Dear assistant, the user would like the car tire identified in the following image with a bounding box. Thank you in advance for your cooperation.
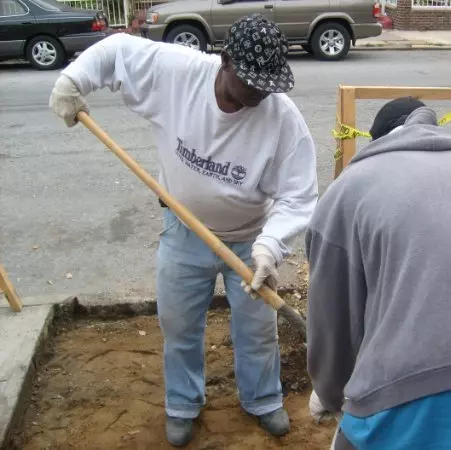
[26,35,65,70]
[301,44,313,54]
[166,25,208,52]
[310,22,351,61]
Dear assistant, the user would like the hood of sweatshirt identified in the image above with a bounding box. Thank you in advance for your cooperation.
[349,107,451,166]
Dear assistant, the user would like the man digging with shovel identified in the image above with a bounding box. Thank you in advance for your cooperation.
[49,14,318,447]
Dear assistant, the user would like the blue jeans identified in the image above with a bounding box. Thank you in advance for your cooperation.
[156,209,283,419]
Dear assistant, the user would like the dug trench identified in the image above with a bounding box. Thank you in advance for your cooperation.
[6,264,335,449]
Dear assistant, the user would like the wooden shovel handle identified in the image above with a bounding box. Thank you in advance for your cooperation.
[77,111,286,311]
[0,264,22,312]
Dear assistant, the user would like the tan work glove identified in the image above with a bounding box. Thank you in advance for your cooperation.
[309,390,337,424]
[310,390,344,449]
[49,74,89,127]
[241,244,278,300]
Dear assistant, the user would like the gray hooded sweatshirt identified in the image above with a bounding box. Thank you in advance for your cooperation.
[305,107,451,417]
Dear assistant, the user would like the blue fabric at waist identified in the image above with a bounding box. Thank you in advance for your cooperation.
[340,390,451,450]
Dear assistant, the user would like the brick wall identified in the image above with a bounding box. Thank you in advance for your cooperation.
[386,0,451,30]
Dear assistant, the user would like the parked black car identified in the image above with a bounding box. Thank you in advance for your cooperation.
[0,0,108,70]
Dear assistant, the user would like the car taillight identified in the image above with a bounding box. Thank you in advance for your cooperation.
[373,1,382,17]
[92,18,106,32]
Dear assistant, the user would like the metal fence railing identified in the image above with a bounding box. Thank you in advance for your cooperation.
[385,0,398,7]
[132,0,154,13]
[57,0,167,27]
[58,0,127,26]
[412,0,451,6]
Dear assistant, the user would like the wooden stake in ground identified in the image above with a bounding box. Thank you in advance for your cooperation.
[0,264,22,312]
[334,85,451,178]
[334,85,356,179]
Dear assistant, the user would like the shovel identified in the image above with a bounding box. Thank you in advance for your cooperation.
[77,111,307,338]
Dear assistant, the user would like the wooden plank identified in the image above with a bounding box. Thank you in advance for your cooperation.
[0,265,22,312]
[334,85,344,179]
[334,86,356,178]
[341,87,357,170]
[334,85,451,176]
[354,86,451,100]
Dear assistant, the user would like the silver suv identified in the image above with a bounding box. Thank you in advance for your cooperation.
[140,0,382,61]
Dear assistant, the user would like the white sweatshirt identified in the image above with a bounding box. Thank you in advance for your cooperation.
[62,33,318,264]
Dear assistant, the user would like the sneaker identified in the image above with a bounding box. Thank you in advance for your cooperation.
[258,407,290,436]
[166,415,194,447]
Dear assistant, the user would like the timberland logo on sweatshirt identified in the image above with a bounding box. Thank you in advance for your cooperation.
[176,138,247,186]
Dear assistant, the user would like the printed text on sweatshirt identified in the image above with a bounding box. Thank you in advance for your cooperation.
[62,33,318,263]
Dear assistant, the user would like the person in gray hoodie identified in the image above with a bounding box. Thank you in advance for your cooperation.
[305,97,451,450]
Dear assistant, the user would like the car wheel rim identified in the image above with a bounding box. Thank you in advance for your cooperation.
[32,41,57,66]
[319,30,345,56]
[173,32,200,50]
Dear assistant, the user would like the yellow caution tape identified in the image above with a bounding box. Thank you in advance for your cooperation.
[333,112,451,143]
[334,148,343,161]
[333,123,371,140]
[439,112,451,126]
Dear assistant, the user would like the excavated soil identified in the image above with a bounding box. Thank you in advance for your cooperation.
[10,263,336,449]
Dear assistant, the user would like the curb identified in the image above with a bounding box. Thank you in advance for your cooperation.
[1,285,299,309]
[353,44,451,51]
[0,305,55,450]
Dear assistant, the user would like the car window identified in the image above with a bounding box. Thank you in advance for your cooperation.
[29,0,63,11]
[0,0,28,16]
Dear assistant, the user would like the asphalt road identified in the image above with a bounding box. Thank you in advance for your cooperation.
[1,49,450,302]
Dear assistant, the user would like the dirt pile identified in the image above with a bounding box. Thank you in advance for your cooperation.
[10,262,336,449]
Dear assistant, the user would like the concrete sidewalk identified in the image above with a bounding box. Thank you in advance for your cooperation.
[355,29,451,49]
[0,304,54,449]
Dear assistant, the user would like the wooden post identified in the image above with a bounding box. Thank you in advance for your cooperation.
[334,85,344,178]
[354,86,451,101]
[333,85,451,177]
[334,86,356,179]
[0,264,22,312]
